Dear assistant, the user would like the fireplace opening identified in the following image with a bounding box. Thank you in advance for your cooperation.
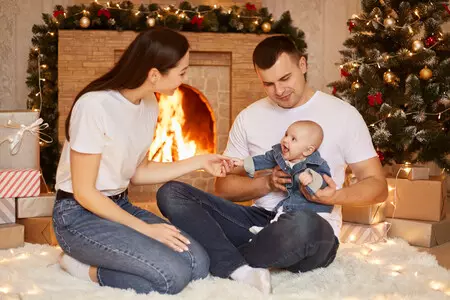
[149,84,216,162]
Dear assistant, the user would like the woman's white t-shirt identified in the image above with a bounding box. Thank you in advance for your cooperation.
[56,90,159,196]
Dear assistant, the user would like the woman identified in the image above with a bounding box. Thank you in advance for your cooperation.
[53,27,232,294]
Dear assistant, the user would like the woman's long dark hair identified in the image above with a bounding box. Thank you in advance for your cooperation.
[65,27,189,141]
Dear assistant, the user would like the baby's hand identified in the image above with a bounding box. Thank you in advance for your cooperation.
[299,172,313,186]
[232,158,244,167]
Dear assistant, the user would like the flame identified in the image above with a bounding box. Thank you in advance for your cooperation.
[149,88,197,162]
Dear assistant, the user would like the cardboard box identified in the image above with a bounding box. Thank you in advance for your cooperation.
[386,216,450,247]
[0,110,40,169]
[392,164,430,180]
[340,222,388,244]
[0,223,24,249]
[17,193,55,218]
[17,217,58,246]
[342,202,386,225]
[385,176,447,222]
[0,198,15,224]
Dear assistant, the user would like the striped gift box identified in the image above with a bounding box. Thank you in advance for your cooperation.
[0,169,40,198]
[0,198,15,224]
[340,222,388,244]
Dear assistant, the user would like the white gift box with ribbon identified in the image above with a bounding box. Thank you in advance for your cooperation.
[0,111,52,169]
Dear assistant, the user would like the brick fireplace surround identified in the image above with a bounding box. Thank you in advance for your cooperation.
[58,30,269,203]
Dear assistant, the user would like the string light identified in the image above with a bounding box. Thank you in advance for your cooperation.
[369,107,450,127]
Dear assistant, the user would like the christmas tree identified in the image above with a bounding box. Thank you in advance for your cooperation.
[329,0,450,171]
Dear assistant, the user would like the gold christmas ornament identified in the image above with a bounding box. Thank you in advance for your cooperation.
[419,66,433,80]
[383,70,398,85]
[383,17,395,28]
[412,40,424,52]
[351,81,362,92]
[147,17,156,27]
[80,16,91,28]
[261,22,272,33]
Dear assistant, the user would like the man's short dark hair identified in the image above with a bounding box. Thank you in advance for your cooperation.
[252,36,306,70]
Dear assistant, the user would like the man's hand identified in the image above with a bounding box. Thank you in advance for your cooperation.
[298,172,313,186]
[301,174,337,205]
[267,165,291,192]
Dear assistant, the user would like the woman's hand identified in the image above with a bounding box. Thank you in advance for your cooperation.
[140,223,190,252]
[196,154,235,177]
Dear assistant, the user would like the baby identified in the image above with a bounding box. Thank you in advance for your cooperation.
[233,120,333,234]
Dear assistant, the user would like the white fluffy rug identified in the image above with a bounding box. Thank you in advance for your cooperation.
[0,239,449,300]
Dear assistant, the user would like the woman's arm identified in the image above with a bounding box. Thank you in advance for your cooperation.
[70,149,190,252]
[131,153,233,185]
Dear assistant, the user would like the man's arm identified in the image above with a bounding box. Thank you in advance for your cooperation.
[302,157,388,206]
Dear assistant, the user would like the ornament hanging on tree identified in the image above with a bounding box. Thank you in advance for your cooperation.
[383,70,399,85]
[236,22,244,31]
[108,18,116,26]
[97,9,111,19]
[348,20,356,32]
[80,16,91,28]
[419,66,433,80]
[261,22,271,33]
[425,36,437,47]
[412,40,424,52]
[340,68,350,77]
[351,81,362,92]
[383,17,396,28]
[376,150,385,162]
[332,86,337,95]
[147,17,156,27]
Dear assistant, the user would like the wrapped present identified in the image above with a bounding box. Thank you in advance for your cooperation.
[0,223,24,249]
[391,164,430,180]
[385,176,447,222]
[0,110,40,169]
[386,214,450,247]
[0,198,15,224]
[17,217,58,246]
[342,202,386,225]
[17,193,55,218]
[0,169,40,198]
[340,222,388,244]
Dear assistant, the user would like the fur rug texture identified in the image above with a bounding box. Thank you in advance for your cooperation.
[0,239,449,300]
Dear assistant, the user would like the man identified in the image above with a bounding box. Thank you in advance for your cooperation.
[157,36,387,294]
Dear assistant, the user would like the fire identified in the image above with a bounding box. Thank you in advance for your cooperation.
[149,88,197,162]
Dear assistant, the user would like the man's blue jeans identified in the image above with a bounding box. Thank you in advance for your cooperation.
[53,191,209,294]
[156,181,339,278]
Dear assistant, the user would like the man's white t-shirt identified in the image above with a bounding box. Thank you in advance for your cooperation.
[223,91,377,237]
[56,90,159,196]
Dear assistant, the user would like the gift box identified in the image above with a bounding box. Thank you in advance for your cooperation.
[342,202,386,225]
[0,169,40,198]
[0,223,24,249]
[17,193,55,218]
[340,222,388,244]
[386,215,450,248]
[0,110,40,169]
[385,176,447,222]
[391,164,430,180]
[0,198,15,224]
[17,217,58,246]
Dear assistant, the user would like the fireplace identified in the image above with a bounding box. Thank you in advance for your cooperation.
[58,31,268,202]
[151,84,216,162]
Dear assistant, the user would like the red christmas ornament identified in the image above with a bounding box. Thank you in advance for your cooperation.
[98,9,111,19]
[340,69,350,77]
[53,10,65,18]
[332,86,337,95]
[425,36,437,47]
[376,150,385,162]
[348,21,356,32]
[368,92,383,106]
[191,15,204,28]
[246,3,257,11]
[443,4,450,14]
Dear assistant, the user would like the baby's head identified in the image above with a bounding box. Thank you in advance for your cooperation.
[280,120,323,161]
